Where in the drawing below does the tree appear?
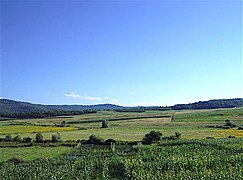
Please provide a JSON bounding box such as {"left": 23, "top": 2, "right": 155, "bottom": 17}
{"left": 13, "top": 135, "right": 22, "bottom": 142}
{"left": 225, "top": 119, "right": 236, "bottom": 128}
{"left": 60, "top": 121, "right": 66, "bottom": 127}
{"left": 87, "top": 134, "right": 104, "bottom": 145}
{"left": 23, "top": 137, "right": 32, "bottom": 143}
{"left": 4, "top": 135, "right": 13, "bottom": 142}
{"left": 36, "top": 132, "right": 44, "bottom": 143}
{"left": 141, "top": 131, "right": 162, "bottom": 145}
{"left": 102, "top": 119, "right": 109, "bottom": 128}
{"left": 105, "top": 139, "right": 116, "bottom": 145}
{"left": 51, "top": 132, "right": 62, "bottom": 143}
{"left": 175, "top": 132, "right": 181, "bottom": 139}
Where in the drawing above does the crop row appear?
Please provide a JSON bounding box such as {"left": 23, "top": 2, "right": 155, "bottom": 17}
{"left": 1, "top": 138, "right": 243, "bottom": 179}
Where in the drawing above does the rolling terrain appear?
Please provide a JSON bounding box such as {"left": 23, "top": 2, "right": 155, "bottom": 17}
{"left": 0, "top": 99, "right": 243, "bottom": 179}
{"left": 0, "top": 98, "right": 242, "bottom": 117}
{"left": 0, "top": 99, "right": 122, "bottom": 116}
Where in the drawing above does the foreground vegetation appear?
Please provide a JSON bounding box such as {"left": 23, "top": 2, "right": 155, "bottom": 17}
{"left": 0, "top": 146, "right": 71, "bottom": 163}
{"left": 1, "top": 138, "right": 243, "bottom": 179}
{"left": 0, "top": 107, "right": 242, "bottom": 178}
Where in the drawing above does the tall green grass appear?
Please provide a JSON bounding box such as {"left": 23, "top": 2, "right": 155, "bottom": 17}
{"left": 1, "top": 138, "right": 243, "bottom": 179}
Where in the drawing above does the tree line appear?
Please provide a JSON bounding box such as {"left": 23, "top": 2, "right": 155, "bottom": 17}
{"left": 172, "top": 98, "right": 243, "bottom": 110}
{"left": 0, "top": 110, "right": 97, "bottom": 119}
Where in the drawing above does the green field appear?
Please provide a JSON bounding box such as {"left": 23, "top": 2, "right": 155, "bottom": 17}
{"left": 0, "top": 107, "right": 243, "bottom": 179}
{"left": 0, "top": 145, "right": 71, "bottom": 162}
{"left": 1, "top": 138, "right": 243, "bottom": 179}
{"left": 1, "top": 107, "right": 243, "bottom": 142}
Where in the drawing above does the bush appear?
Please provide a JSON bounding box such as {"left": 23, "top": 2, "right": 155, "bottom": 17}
{"left": 86, "top": 134, "right": 104, "bottom": 145}
{"left": 36, "top": 132, "right": 44, "bottom": 143}
{"left": 104, "top": 139, "right": 116, "bottom": 145}
{"left": 238, "top": 126, "right": 243, "bottom": 130}
{"left": 225, "top": 119, "right": 237, "bottom": 127}
{"left": 13, "top": 135, "right": 22, "bottom": 142}
{"left": 175, "top": 132, "right": 181, "bottom": 139}
{"left": 23, "top": 137, "right": 32, "bottom": 143}
{"left": 77, "top": 139, "right": 87, "bottom": 144}
{"left": 51, "top": 132, "right": 62, "bottom": 143}
{"left": 141, "top": 131, "right": 162, "bottom": 145}
{"left": 101, "top": 120, "right": 109, "bottom": 128}
{"left": 60, "top": 121, "right": 66, "bottom": 127}
{"left": 4, "top": 135, "right": 13, "bottom": 142}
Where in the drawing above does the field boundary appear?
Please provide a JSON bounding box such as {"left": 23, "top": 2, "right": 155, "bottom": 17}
{"left": 67, "top": 115, "right": 171, "bottom": 124}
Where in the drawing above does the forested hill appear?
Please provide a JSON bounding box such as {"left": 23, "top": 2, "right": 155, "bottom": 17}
{"left": 172, "top": 98, "right": 243, "bottom": 110}
{"left": 0, "top": 98, "right": 242, "bottom": 118}
{"left": 0, "top": 99, "right": 121, "bottom": 117}
{"left": 46, "top": 104, "right": 122, "bottom": 111}
{"left": 0, "top": 99, "right": 50, "bottom": 115}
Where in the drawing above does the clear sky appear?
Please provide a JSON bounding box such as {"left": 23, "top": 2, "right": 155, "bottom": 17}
{"left": 1, "top": 0, "right": 242, "bottom": 106}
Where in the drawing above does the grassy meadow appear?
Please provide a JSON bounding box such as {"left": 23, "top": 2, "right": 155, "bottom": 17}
{"left": 1, "top": 107, "right": 242, "bottom": 141}
{"left": 0, "top": 146, "right": 71, "bottom": 162}
{"left": 0, "top": 107, "right": 243, "bottom": 163}
{"left": 0, "top": 107, "right": 243, "bottom": 179}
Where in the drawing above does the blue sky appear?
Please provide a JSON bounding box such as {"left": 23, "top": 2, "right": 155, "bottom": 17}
{"left": 1, "top": 1, "right": 242, "bottom": 106}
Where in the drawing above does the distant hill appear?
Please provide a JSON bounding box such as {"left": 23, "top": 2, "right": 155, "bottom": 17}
{"left": 0, "top": 99, "right": 50, "bottom": 115}
{"left": 0, "top": 98, "right": 242, "bottom": 118}
{"left": 0, "top": 99, "right": 122, "bottom": 117}
{"left": 171, "top": 98, "right": 243, "bottom": 110}
{"left": 46, "top": 104, "right": 122, "bottom": 111}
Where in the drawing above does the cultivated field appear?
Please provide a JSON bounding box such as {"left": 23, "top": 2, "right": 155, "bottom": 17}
{"left": 0, "top": 107, "right": 243, "bottom": 179}
{"left": 1, "top": 107, "right": 242, "bottom": 142}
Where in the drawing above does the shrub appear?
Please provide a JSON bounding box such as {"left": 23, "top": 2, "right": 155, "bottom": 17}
{"left": 4, "top": 135, "right": 13, "bottom": 142}
{"left": 104, "top": 139, "right": 116, "bottom": 145}
{"left": 60, "top": 121, "right": 66, "bottom": 127}
{"left": 36, "top": 132, "right": 44, "bottom": 143}
{"left": 175, "top": 132, "right": 181, "bottom": 139}
{"left": 23, "top": 137, "right": 32, "bottom": 143}
{"left": 13, "top": 135, "right": 22, "bottom": 142}
{"left": 141, "top": 131, "right": 162, "bottom": 145}
{"left": 101, "top": 120, "right": 109, "bottom": 128}
{"left": 51, "top": 132, "right": 62, "bottom": 143}
{"left": 225, "top": 119, "right": 237, "bottom": 127}
{"left": 77, "top": 139, "right": 87, "bottom": 144}
{"left": 86, "top": 134, "right": 104, "bottom": 145}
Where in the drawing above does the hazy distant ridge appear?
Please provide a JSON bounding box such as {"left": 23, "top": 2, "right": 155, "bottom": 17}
{"left": 0, "top": 99, "right": 121, "bottom": 115}
{"left": 172, "top": 98, "right": 243, "bottom": 110}
{"left": 0, "top": 98, "right": 242, "bottom": 116}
